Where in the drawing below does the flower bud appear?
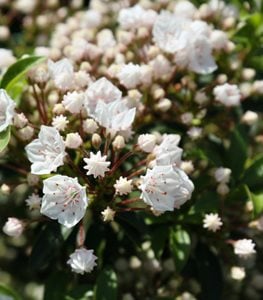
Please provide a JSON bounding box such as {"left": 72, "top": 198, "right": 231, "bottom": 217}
{"left": 0, "top": 26, "right": 10, "bottom": 41}
{"left": 92, "top": 133, "right": 102, "bottom": 149}
{"left": 1, "top": 183, "right": 10, "bottom": 194}
{"left": 101, "top": 206, "right": 116, "bottom": 222}
{"left": 83, "top": 119, "right": 98, "bottom": 134}
{"left": 112, "top": 135, "right": 125, "bottom": 150}
{"left": 138, "top": 134, "right": 156, "bottom": 153}
{"left": 242, "top": 68, "right": 256, "bottom": 81}
{"left": 65, "top": 133, "right": 83, "bottom": 149}
{"left": 18, "top": 126, "right": 34, "bottom": 141}
{"left": 114, "top": 176, "right": 133, "bottom": 195}
{"left": 216, "top": 183, "right": 230, "bottom": 196}
{"left": 241, "top": 110, "right": 258, "bottom": 126}
{"left": 3, "top": 218, "right": 24, "bottom": 237}
{"left": 13, "top": 113, "right": 28, "bottom": 128}
{"left": 53, "top": 103, "right": 65, "bottom": 115}
{"left": 155, "top": 98, "right": 172, "bottom": 112}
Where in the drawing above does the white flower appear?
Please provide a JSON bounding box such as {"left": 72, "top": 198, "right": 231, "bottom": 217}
{"left": 25, "top": 193, "right": 41, "bottom": 210}
{"left": 153, "top": 11, "right": 190, "bottom": 54}
{"left": 139, "top": 165, "right": 194, "bottom": 212}
{"left": 203, "top": 213, "right": 223, "bottom": 232}
{"left": 52, "top": 115, "right": 69, "bottom": 131}
{"left": 65, "top": 133, "right": 83, "bottom": 149}
{"left": 25, "top": 125, "right": 66, "bottom": 175}
{"left": 187, "top": 35, "right": 217, "bottom": 74}
{"left": 114, "top": 176, "right": 133, "bottom": 195}
{"left": 241, "top": 111, "right": 258, "bottom": 126}
{"left": 3, "top": 218, "right": 24, "bottom": 237}
{"left": 233, "top": 239, "right": 256, "bottom": 258}
{"left": 214, "top": 167, "right": 231, "bottom": 183}
{"left": 138, "top": 134, "right": 156, "bottom": 153}
{"left": 83, "top": 119, "right": 98, "bottom": 134}
{"left": 0, "top": 48, "right": 15, "bottom": 71}
{"left": 0, "top": 89, "right": 16, "bottom": 132}
{"left": 118, "top": 5, "right": 157, "bottom": 30}
{"left": 67, "top": 248, "right": 97, "bottom": 274}
{"left": 174, "top": 1, "right": 197, "bottom": 19}
{"left": 153, "top": 134, "right": 182, "bottom": 166}
{"left": 93, "top": 100, "right": 136, "bottom": 136}
{"left": 213, "top": 83, "right": 241, "bottom": 106}
{"left": 85, "top": 77, "right": 122, "bottom": 115}
{"left": 117, "top": 63, "right": 142, "bottom": 89}
{"left": 101, "top": 206, "right": 116, "bottom": 222}
{"left": 62, "top": 91, "right": 86, "bottom": 114}
{"left": 48, "top": 58, "right": 75, "bottom": 91}
{"left": 231, "top": 266, "right": 246, "bottom": 281}
{"left": 41, "top": 175, "right": 88, "bottom": 228}
{"left": 83, "top": 151, "right": 110, "bottom": 178}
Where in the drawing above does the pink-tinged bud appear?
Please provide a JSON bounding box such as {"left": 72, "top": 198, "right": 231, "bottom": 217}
{"left": 65, "top": 133, "right": 83, "bottom": 149}
{"left": 3, "top": 218, "right": 24, "bottom": 237}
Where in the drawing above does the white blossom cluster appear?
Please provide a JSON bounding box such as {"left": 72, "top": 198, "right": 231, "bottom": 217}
{"left": 1, "top": 0, "right": 262, "bottom": 279}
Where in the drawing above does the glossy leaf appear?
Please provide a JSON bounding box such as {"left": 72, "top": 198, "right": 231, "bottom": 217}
{"left": 225, "top": 127, "right": 248, "bottom": 180}
{"left": 170, "top": 227, "right": 191, "bottom": 272}
{"left": 242, "top": 155, "right": 263, "bottom": 191}
{"left": 0, "top": 56, "right": 45, "bottom": 89}
{"left": 95, "top": 268, "right": 118, "bottom": 300}
{"left": 0, "top": 284, "right": 21, "bottom": 300}
{"left": 0, "top": 127, "right": 11, "bottom": 153}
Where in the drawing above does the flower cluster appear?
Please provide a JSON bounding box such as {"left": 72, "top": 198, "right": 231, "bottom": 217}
{"left": 0, "top": 0, "right": 262, "bottom": 298}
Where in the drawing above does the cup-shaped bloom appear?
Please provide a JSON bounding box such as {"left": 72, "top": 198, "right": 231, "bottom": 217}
{"left": 139, "top": 165, "right": 194, "bottom": 212}
{"left": 0, "top": 89, "right": 16, "bottom": 132}
{"left": 93, "top": 100, "right": 136, "bottom": 136}
{"left": 25, "top": 125, "right": 66, "bottom": 175}
{"left": 41, "top": 175, "right": 88, "bottom": 228}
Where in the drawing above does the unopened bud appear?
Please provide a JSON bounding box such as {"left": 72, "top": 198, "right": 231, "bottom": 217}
{"left": 138, "top": 134, "right": 156, "bottom": 153}
{"left": 83, "top": 119, "right": 98, "bottom": 134}
{"left": 92, "top": 133, "right": 102, "bottom": 149}
{"left": 18, "top": 126, "right": 34, "bottom": 141}
{"left": 53, "top": 103, "right": 65, "bottom": 115}
{"left": 13, "top": 113, "right": 28, "bottom": 128}
{"left": 112, "top": 135, "right": 125, "bottom": 150}
{"left": 155, "top": 98, "right": 172, "bottom": 112}
{"left": 65, "top": 133, "right": 83, "bottom": 149}
{"left": 3, "top": 218, "right": 24, "bottom": 237}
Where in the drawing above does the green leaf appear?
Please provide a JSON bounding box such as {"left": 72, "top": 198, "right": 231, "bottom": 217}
{"left": 0, "top": 284, "right": 21, "bottom": 300}
{"left": 242, "top": 155, "right": 263, "bottom": 191}
{"left": 170, "top": 227, "right": 191, "bottom": 272}
{"left": 65, "top": 285, "right": 94, "bottom": 300}
{"left": 195, "top": 243, "right": 223, "bottom": 300}
{"left": 29, "top": 223, "right": 63, "bottom": 271}
{"left": 95, "top": 268, "right": 118, "bottom": 300}
{"left": 0, "top": 127, "right": 11, "bottom": 153}
{"left": 245, "top": 186, "right": 263, "bottom": 218}
{"left": 225, "top": 127, "right": 248, "bottom": 180}
{"left": 150, "top": 225, "right": 169, "bottom": 258}
{"left": 44, "top": 271, "right": 71, "bottom": 300}
{"left": 0, "top": 56, "right": 45, "bottom": 103}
